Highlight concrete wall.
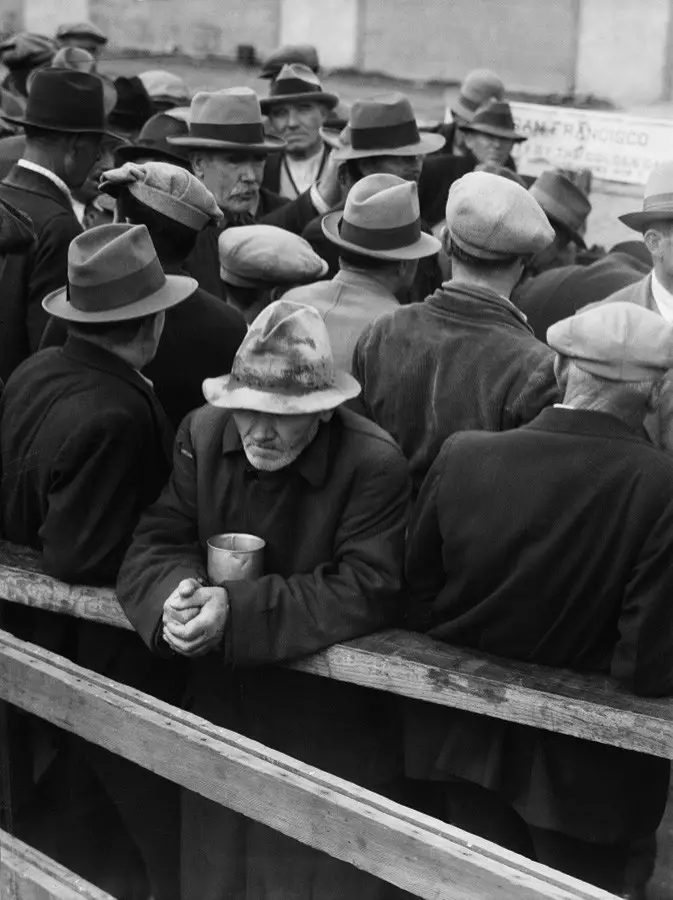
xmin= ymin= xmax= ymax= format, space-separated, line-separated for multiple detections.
xmin=279 ymin=0 xmax=357 ymax=69
xmin=575 ymin=0 xmax=670 ymax=103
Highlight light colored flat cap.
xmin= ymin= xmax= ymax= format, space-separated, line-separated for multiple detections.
xmin=446 ymin=171 xmax=554 ymax=260
xmin=547 ymin=302 xmax=673 ymax=381
xmin=100 ymin=161 xmax=222 ymax=231
xmin=219 ymin=224 xmax=328 ymax=289
xmin=139 ymin=70 xmax=191 ymax=104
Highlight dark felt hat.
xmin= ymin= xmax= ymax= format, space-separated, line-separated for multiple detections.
xmin=260 ymin=64 xmax=338 ymax=113
xmin=108 ymin=76 xmax=154 ymax=134
xmin=3 ymin=68 xmax=113 ymax=135
xmin=461 ymin=99 xmax=526 ymax=142
xmin=530 ymin=170 xmax=591 ymax=248
xmin=116 ymin=111 xmax=192 ymax=168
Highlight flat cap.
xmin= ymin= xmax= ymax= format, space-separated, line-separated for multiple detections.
xmin=260 ymin=44 xmax=320 ymax=80
xmin=446 ymin=171 xmax=554 ymax=260
xmin=138 ymin=70 xmax=191 ymax=105
xmin=547 ymin=302 xmax=673 ymax=381
xmin=100 ymin=161 xmax=222 ymax=231
xmin=219 ymin=224 xmax=328 ymax=289
xmin=0 ymin=32 xmax=56 ymax=70
xmin=56 ymin=22 xmax=108 ymax=45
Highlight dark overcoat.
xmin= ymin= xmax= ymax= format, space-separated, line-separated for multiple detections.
xmin=0 ymin=195 xmax=36 ymax=381
xmin=117 ymin=405 xmax=411 ymax=899
xmin=0 ymin=165 xmax=81 ymax=349
xmin=405 ymin=407 xmax=673 ymax=843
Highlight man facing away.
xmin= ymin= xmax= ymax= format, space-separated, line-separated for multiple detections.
xmin=404 ymin=301 xmax=673 ymax=898
xmin=117 ymin=299 xmax=411 ymax=900
xmin=353 ymin=170 xmax=559 ymax=491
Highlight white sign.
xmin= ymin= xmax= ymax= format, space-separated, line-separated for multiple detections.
xmin=509 ymin=102 xmax=673 ymax=186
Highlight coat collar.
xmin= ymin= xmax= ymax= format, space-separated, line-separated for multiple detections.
xmin=332 ymin=267 xmax=399 ymax=304
xmin=2 ymin=163 xmax=75 ymax=214
xmin=221 ymin=411 xmax=333 ymax=487
xmin=429 ymin=280 xmax=532 ymax=331
xmin=524 ymin=406 xmax=649 ymax=444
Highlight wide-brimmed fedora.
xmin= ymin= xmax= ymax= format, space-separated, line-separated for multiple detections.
xmin=451 ymin=69 xmax=505 ymax=123
xmin=619 ymin=161 xmax=673 ymax=231
xmin=203 ymin=299 xmax=361 ymax=415
xmin=530 ymin=170 xmax=591 ymax=247
xmin=42 ymin=223 xmax=197 ymax=322
xmin=168 ymin=87 xmax=285 ymax=153
xmin=461 ymin=99 xmax=526 ymax=143
xmin=322 ymin=173 xmax=441 ymax=260
xmin=116 ymin=111 xmax=191 ymax=167
xmin=260 ymin=64 xmax=338 ymax=114
xmin=3 ymin=68 xmax=113 ymax=135
xmin=25 ymin=49 xmax=118 ymax=117
xmin=332 ymin=94 xmax=445 ymax=161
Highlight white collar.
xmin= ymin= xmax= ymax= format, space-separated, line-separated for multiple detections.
xmin=650 ymin=271 xmax=673 ymax=322
xmin=17 ymin=160 xmax=73 ymax=205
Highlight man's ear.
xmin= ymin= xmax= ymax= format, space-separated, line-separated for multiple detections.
xmin=553 ymin=353 xmax=570 ymax=393
xmin=643 ymin=228 xmax=662 ymax=259
xmin=190 ymin=152 xmax=205 ymax=181
xmin=646 ymin=377 xmax=665 ymax=413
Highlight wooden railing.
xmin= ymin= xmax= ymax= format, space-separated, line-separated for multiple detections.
xmin=1 ymin=540 xmax=660 ymax=899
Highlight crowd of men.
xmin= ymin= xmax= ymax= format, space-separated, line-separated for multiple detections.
xmin=0 ymin=19 xmax=672 ymax=900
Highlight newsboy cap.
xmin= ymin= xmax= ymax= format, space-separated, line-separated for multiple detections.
xmin=218 ymin=224 xmax=328 ymax=288
xmin=446 ymin=171 xmax=554 ymax=260
xmin=547 ymin=302 xmax=673 ymax=381
xmin=56 ymin=22 xmax=108 ymax=45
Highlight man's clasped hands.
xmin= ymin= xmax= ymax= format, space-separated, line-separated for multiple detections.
xmin=162 ymin=578 xmax=229 ymax=658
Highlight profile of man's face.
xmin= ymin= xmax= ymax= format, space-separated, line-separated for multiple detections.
xmin=646 ymin=223 xmax=673 ymax=281
xmin=192 ymin=150 xmax=266 ymax=215
xmin=267 ymin=101 xmax=328 ymax=156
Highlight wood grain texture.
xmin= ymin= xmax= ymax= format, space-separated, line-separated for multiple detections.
xmin=0 ymin=830 xmax=115 ymax=900
xmin=1 ymin=541 xmax=672 ymax=758
xmin=0 ymin=631 xmax=619 ymax=900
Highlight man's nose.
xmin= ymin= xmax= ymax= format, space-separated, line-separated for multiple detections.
xmin=240 ymin=163 xmax=258 ymax=182
xmin=249 ymin=416 xmax=275 ymax=440
xmin=287 ymin=109 xmax=301 ymax=128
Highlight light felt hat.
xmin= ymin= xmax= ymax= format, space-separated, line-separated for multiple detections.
xmin=219 ymin=224 xmax=328 ymax=288
xmin=260 ymin=64 xmax=338 ymax=113
xmin=446 ymin=171 xmax=554 ymax=260
xmin=203 ymin=300 xmax=361 ymax=414
xmin=530 ymin=170 xmax=591 ymax=248
xmin=139 ymin=70 xmax=191 ymax=106
xmin=333 ymin=93 xmax=445 ymax=161
xmin=42 ymin=223 xmax=197 ymax=323
xmin=461 ymin=99 xmax=526 ymax=142
xmin=452 ymin=69 xmax=505 ymax=123
xmin=56 ymin=22 xmax=108 ymax=45
xmin=168 ymin=87 xmax=285 ymax=152
xmin=322 ymin=173 xmax=441 ymax=260
xmin=547 ymin=302 xmax=673 ymax=381
xmin=619 ymin=161 xmax=673 ymax=231
xmin=100 ymin=161 xmax=222 ymax=231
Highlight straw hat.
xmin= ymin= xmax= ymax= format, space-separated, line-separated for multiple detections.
xmin=42 ymin=223 xmax=197 ymax=322
xmin=219 ymin=224 xmax=328 ymax=288
xmin=530 ymin=170 xmax=591 ymax=247
xmin=332 ymin=94 xmax=445 ymax=161
xmin=168 ymin=87 xmax=285 ymax=152
xmin=619 ymin=161 xmax=673 ymax=232
xmin=461 ymin=99 xmax=526 ymax=142
xmin=261 ymin=64 xmax=338 ymax=113
xmin=451 ymin=69 xmax=505 ymax=123
xmin=203 ymin=300 xmax=361 ymax=414
xmin=322 ymin=173 xmax=441 ymax=260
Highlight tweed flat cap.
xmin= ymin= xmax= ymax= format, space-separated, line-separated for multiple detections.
xmin=548 ymin=302 xmax=673 ymax=381
xmin=56 ymin=22 xmax=108 ymax=45
xmin=0 ymin=32 xmax=56 ymax=70
xmin=100 ymin=161 xmax=222 ymax=231
xmin=219 ymin=224 xmax=328 ymax=288
xmin=139 ymin=70 xmax=191 ymax=105
xmin=446 ymin=171 xmax=554 ymax=260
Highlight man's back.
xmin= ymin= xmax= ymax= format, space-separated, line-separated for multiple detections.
xmin=354 ymin=280 xmax=559 ymax=489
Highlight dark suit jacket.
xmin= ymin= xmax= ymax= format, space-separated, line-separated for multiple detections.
xmin=0 ymin=195 xmax=36 ymax=381
xmin=0 ymin=134 xmax=25 ymax=181
xmin=262 ymin=145 xmax=331 ymax=197
xmin=405 ymin=407 xmax=673 ymax=842
xmin=0 ymin=165 xmax=81 ymax=349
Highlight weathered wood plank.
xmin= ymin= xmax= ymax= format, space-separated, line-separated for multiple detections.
xmin=0 ymin=830 xmax=114 ymax=900
xmin=0 ymin=631 xmax=618 ymax=900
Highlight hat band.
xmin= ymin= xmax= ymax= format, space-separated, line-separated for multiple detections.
xmin=339 ymin=216 xmax=422 ymax=251
xmin=270 ymin=78 xmax=322 ymax=97
xmin=230 ymin=369 xmax=334 ymax=394
xmin=643 ymin=192 xmax=673 ymax=212
xmin=68 ymin=256 xmax=167 ymax=312
xmin=351 ymin=119 xmax=420 ymax=151
xmin=190 ymin=121 xmax=265 ymax=143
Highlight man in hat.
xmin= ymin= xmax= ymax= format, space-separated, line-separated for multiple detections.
xmin=115 ymin=109 xmax=192 ymax=169
xmin=522 ymin=170 xmax=592 ymax=276
xmin=432 ymin=68 xmax=505 ymax=158
xmin=353 ymin=171 xmax=559 ymax=492
xmin=261 ymin=64 xmax=339 ymax=199
xmin=0 ymin=68 xmax=112 ymax=350
xmin=404 ymin=301 xmax=673 ymax=897
xmin=260 ymin=43 xmax=320 ymax=81
xmin=284 ymin=173 xmax=441 ymax=370
xmin=108 ymin=75 xmax=154 ymax=140
xmin=117 ymin=299 xmax=411 ymax=900
xmin=219 ymin=222 xmax=328 ymax=323
xmin=0 ymin=223 xmax=197 ymax=899
xmin=459 ymin=98 xmax=526 ymax=169
xmin=39 ymin=160 xmax=247 ymax=429
xmin=138 ymin=69 xmax=191 ymax=113
xmin=55 ymin=21 xmax=108 ymax=59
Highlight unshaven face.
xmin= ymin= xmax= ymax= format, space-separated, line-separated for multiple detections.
xmin=233 ymin=410 xmax=323 ymax=471
xmin=192 ymin=150 xmax=265 ymax=215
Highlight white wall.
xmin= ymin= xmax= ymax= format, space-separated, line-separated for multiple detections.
xmin=24 ymin=0 xmax=88 ymax=36
xmin=279 ymin=0 xmax=358 ymax=69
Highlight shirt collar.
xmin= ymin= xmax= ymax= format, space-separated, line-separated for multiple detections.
xmin=221 ymin=411 xmax=333 ymax=487
xmin=650 ymin=271 xmax=673 ymax=322
xmin=17 ymin=160 xmax=73 ymax=205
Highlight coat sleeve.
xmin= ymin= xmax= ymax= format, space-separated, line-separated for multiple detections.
xmin=28 ymin=214 xmax=81 ymax=350
xmin=611 ymin=501 xmax=673 ymax=696
xmin=116 ymin=413 xmax=208 ymax=650
xmin=258 ymin=188 xmax=318 ymax=235
xmin=226 ymin=444 xmax=411 ymax=666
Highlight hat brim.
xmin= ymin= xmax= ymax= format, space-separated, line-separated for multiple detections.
xmin=260 ymin=91 xmax=339 ymax=113
xmin=461 ymin=124 xmax=527 ymax=143
xmin=333 ymin=131 xmax=445 ymax=160
xmin=618 ymin=210 xmax=673 ymax=232
xmin=203 ymin=369 xmax=361 ymax=414
xmin=450 ymin=101 xmax=477 ymax=123
xmin=167 ymin=134 xmax=286 ymax=152
xmin=2 ymin=112 xmax=118 ymax=139
xmin=115 ymin=143 xmax=191 ymax=168
xmin=546 ymin=212 xmax=586 ymax=249
xmin=42 ymin=274 xmax=197 ymax=323
xmin=321 ymin=211 xmax=441 ymax=260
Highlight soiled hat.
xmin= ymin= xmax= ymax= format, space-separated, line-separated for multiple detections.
xmin=100 ymin=161 xmax=222 ymax=231
xmin=0 ymin=32 xmax=56 ymax=70
xmin=138 ymin=70 xmax=191 ymax=106
xmin=203 ymin=300 xmax=361 ymax=415
xmin=116 ymin=111 xmax=191 ymax=167
xmin=547 ymin=302 xmax=673 ymax=381
xmin=620 ymin=161 xmax=673 ymax=231
xmin=530 ymin=170 xmax=591 ymax=248
xmin=461 ymin=99 xmax=526 ymax=142
xmin=452 ymin=69 xmax=505 ymax=123
xmin=261 ymin=64 xmax=338 ymax=113
xmin=260 ymin=44 xmax=320 ymax=80
xmin=56 ymin=22 xmax=108 ymax=45
xmin=446 ymin=171 xmax=554 ymax=260
xmin=42 ymin=223 xmax=197 ymax=322
xmin=219 ymin=224 xmax=327 ymax=288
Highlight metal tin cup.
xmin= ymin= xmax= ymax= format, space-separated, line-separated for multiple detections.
xmin=207 ymin=533 xmax=266 ymax=583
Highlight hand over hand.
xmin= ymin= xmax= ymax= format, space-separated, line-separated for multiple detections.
xmin=316 ymin=151 xmax=341 ymax=208
xmin=162 ymin=584 xmax=228 ymax=658
xmin=163 ymin=578 xmax=205 ymax=628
